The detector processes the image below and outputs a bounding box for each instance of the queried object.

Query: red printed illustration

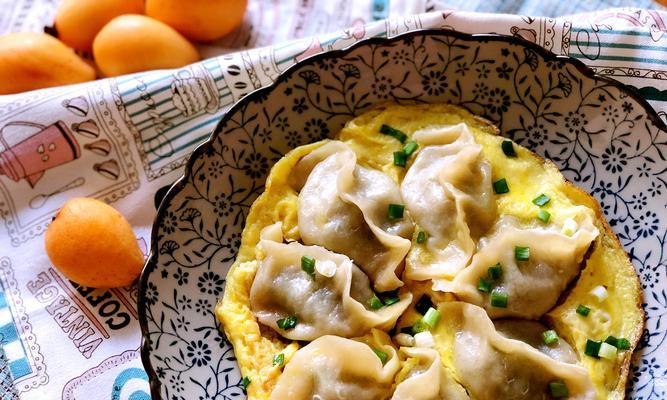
[0,120,81,187]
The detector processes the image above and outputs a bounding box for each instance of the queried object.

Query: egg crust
[216,103,644,400]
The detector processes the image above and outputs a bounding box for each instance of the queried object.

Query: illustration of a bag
[0,120,81,187]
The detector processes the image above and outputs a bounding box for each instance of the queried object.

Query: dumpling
[438,302,595,400]
[296,141,413,291]
[392,347,470,400]
[249,223,412,341]
[494,320,578,364]
[434,214,598,318]
[270,333,399,400]
[401,123,496,281]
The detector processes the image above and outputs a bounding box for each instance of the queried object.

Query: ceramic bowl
[139,29,667,400]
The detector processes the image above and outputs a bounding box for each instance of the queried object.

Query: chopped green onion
[415,295,433,315]
[416,231,427,244]
[477,277,493,293]
[501,140,517,157]
[423,307,441,328]
[576,304,591,317]
[532,193,551,206]
[403,141,418,156]
[584,339,601,358]
[548,381,569,398]
[542,330,559,345]
[617,338,631,350]
[605,336,631,350]
[493,178,509,194]
[490,288,508,308]
[273,353,284,367]
[301,255,315,276]
[380,124,408,143]
[400,326,414,335]
[241,376,251,391]
[487,263,503,281]
[411,319,429,334]
[393,151,407,167]
[373,348,389,364]
[388,203,405,219]
[537,209,551,223]
[369,295,384,310]
[277,315,298,330]
[515,246,530,261]
[598,342,618,360]
[383,296,400,306]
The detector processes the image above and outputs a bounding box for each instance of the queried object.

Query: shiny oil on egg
[93,14,200,77]
[0,32,95,95]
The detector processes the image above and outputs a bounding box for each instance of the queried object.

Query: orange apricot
[45,197,144,288]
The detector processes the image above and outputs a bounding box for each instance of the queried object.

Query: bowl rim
[137,27,666,400]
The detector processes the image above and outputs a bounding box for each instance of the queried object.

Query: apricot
[93,14,199,77]
[45,198,144,288]
[0,32,95,95]
[146,0,247,42]
[55,0,145,51]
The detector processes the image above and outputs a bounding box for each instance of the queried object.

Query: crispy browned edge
[471,111,645,397]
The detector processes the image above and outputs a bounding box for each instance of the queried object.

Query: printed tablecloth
[1,0,666,399]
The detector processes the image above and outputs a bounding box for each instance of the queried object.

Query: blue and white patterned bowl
[139,30,667,400]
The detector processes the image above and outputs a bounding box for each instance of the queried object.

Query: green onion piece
[369,295,383,310]
[487,263,503,281]
[373,348,388,364]
[542,330,559,345]
[537,209,551,223]
[548,381,569,398]
[301,255,315,276]
[532,193,551,206]
[605,336,631,350]
[277,315,298,330]
[501,140,517,157]
[490,288,508,308]
[416,231,427,244]
[493,178,509,194]
[393,151,407,167]
[241,376,251,391]
[477,277,493,293]
[604,335,619,348]
[423,307,441,328]
[598,342,618,360]
[415,294,433,315]
[412,319,429,334]
[400,326,414,335]
[380,124,408,143]
[515,246,530,261]
[403,141,418,156]
[617,338,631,350]
[388,203,405,219]
[584,339,601,358]
[273,353,284,367]
[383,296,400,306]
[576,304,591,317]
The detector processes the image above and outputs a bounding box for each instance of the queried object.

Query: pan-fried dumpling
[494,320,578,364]
[440,303,595,400]
[270,333,399,400]
[434,214,598,319]
[296,141,413,291]
[401,124,496,281]
[392,347,470,400]
[249,223,412,341]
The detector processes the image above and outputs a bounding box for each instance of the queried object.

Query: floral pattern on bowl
[139,29,667,400]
